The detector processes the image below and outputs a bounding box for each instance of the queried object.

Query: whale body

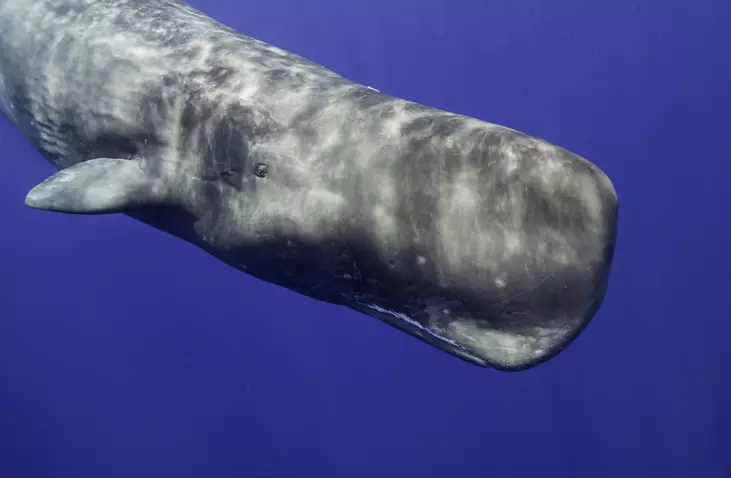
[0,0,618,371]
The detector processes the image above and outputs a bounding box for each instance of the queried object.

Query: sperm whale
[0,0,618,371]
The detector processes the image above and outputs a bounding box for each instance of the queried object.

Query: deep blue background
[1,0,729,476]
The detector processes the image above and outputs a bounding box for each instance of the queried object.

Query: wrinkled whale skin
[0,0,618,371]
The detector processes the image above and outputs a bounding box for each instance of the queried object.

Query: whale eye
[254,163,269,178]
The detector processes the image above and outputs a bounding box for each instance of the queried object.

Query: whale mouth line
[357,301,468,350]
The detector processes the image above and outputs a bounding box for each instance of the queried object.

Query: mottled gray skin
[0,0,618,371]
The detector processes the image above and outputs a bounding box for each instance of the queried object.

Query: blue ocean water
[0,0,729,476]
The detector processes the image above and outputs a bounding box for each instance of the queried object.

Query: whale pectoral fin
[25,158,163,214]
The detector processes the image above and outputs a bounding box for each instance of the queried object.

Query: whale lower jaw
[351,298,589,371]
